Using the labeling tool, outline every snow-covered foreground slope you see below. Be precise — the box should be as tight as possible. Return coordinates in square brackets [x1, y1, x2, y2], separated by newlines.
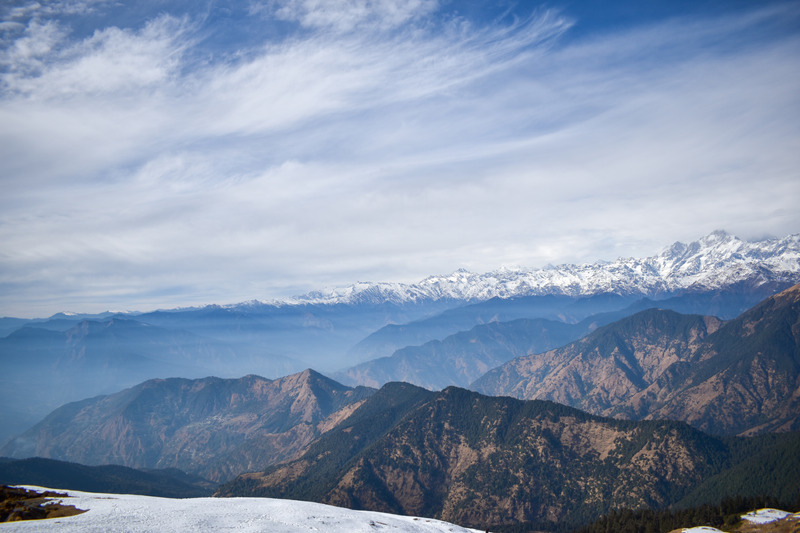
[678, 509, 800, 532]
[741, 508, 793, 524]
[0, 487, 481, 533]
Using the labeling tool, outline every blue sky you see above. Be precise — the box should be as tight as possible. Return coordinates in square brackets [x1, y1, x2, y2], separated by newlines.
[1, 0, 799, 317]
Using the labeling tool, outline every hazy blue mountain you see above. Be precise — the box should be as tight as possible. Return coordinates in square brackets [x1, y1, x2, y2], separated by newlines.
[335, 282, 791, 390]
[624, 280, 795, 320]
[336, 317, 591, 389]
[0, 312, 118, 337]
[0, 318, 301, 445]
[345, 293, 637, 363]
[126, 299, 458, 371]
[0, 317, 32, 338]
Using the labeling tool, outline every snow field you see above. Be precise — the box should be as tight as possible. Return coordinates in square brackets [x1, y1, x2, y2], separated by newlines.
[0, 487, 482, 533]
[741, 508, 793, 524]
[679, 508, 798, 532]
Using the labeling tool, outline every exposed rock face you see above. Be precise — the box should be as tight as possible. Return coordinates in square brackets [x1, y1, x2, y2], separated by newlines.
[216, 385, 735, 529]
[1, 369, 374, 482]
[472, 283, 800, 435]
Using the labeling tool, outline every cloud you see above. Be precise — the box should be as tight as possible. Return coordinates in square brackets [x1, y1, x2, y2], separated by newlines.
[0, 1, 799, 316]
[2, 16, 187, 97]
[0, 19, 65, 74]
[258, 0, 440, 32]
[2, 0, 115, 20]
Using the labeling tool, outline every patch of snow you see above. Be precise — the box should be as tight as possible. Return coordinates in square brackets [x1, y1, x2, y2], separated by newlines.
[741, 508, 791, 524]
[681, 527, 725, 533]
[0, 487, 483, 533]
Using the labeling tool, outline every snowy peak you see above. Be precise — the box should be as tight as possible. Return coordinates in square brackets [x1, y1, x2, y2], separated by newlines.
[652, 231, 800, 288]
[289, 231, 800, 305]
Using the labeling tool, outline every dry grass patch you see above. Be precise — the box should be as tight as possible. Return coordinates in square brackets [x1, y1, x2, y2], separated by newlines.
[0, 485, 86, 522]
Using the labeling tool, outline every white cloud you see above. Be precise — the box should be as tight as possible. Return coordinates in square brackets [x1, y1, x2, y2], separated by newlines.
[0, 19, 65, 75]
[256, 0, 440, 32]
[2, 15, 187, 96]
[2, 0, 115, 20]
[0, 1, 799, 316]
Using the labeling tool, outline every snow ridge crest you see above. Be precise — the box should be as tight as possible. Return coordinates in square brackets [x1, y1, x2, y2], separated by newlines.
[288, 231, 800, 305]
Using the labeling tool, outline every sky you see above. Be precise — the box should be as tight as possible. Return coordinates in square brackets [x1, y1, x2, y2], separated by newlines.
[1, 0, 799, 318]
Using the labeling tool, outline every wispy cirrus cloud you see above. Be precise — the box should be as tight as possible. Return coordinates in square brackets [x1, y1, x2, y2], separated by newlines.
[0, 0, 798, 316]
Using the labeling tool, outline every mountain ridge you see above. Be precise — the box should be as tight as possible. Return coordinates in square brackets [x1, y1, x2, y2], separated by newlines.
[472, 283, 800, 436]
[0, 457, 214, 498]
[286, 231, 800, 305]
[217, 383, 800, 530]
[0, 369, 375, 482]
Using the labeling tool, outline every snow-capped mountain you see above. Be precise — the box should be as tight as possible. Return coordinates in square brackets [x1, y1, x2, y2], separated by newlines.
[288, 231, 800, 305]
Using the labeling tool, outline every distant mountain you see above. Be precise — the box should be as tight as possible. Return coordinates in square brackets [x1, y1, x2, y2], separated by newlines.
[292, 231, 800, 305]
[124, 299, 457, 370]
[0, 317, 301, 445]
[2, 231, 798, 445]
[341, 231, 800, 362]
[0, 457, 213, 498]
[345, 293, 638, 363]
[1, 370, 374, 482]
[336, 317, 593, 389]
[104, 232, 799, 372]
[0, 312, 116, 337]
[2, 231, 797, 438]
[472, 283, 800, 436]
[217, 383, 800, 531]
[335, 285, 795, 391]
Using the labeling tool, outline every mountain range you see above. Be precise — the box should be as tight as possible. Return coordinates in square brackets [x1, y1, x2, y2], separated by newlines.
[7, 282, 800, 480]
[290, 230, 800, 304]
[5, 230, 793, 442]
[334, 280, 800, 391]
[336, 316, 591, 389]
[1, 370, 373, 482]
[216, 383, 800, 531]
[1, 232, 798, 441]
[473, 283, 800, 436]
[0, 317, 303, 444]
[2, 273, 800, 529]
